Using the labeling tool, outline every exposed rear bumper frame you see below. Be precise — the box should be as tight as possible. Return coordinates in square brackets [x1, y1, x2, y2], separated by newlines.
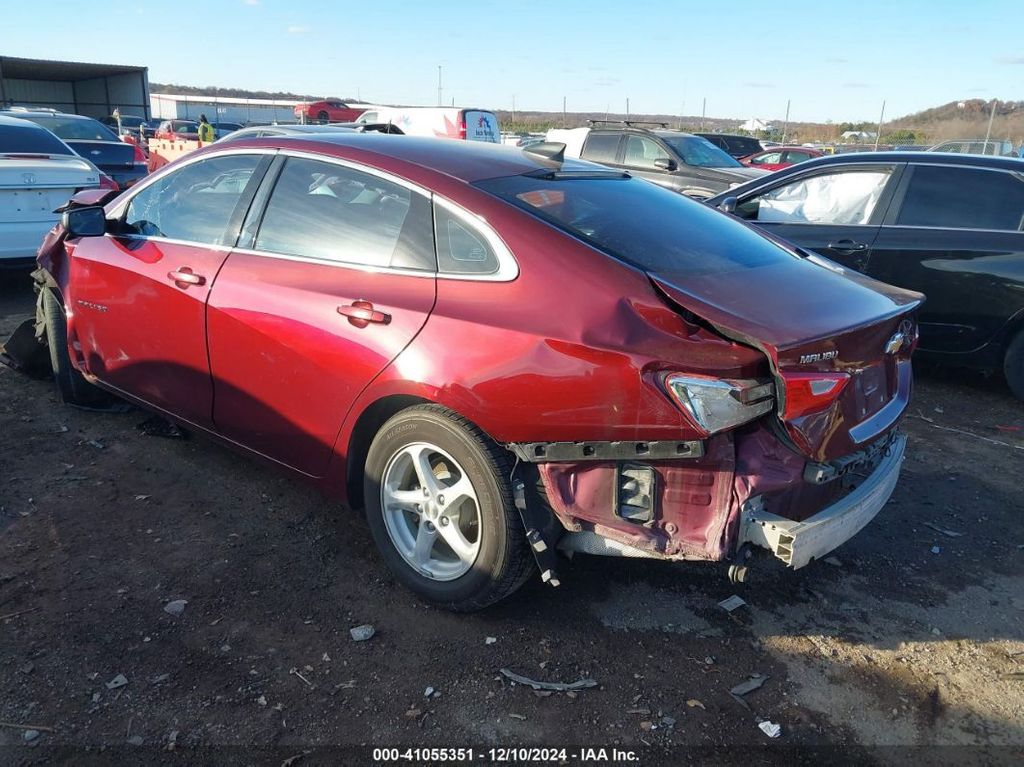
[737, 433, 907, 569]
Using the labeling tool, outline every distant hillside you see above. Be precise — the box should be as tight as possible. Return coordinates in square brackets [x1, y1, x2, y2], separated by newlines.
[149, 83, 359, 103]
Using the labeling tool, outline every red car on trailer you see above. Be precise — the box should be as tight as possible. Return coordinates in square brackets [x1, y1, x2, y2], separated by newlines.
[35, 135, 921, 611]
[294, 99, 365, 123]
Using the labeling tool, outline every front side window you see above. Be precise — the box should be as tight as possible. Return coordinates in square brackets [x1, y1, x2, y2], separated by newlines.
[750, 151, 783, 165]
[122, 154, 262, 245]
[623, 136, 671, 170]
[738, 169, 893, 225]
[897, 165, 1024, 231]
[254, 157, 435, 270]
[783, 150, 813, 164]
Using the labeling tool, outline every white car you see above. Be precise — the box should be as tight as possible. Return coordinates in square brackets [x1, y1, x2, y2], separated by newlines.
[0, 115, 100, 264]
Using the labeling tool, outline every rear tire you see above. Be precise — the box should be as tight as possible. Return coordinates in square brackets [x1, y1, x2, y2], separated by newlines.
[317, 110, 330, 123]
[363, 404, 534, 611]
[1004, 330, 1024, 401]
[42, 290, 106, 407]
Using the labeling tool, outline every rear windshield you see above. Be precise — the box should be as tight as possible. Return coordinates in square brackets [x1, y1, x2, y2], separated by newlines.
[661, 136, 743, 168]
[22, 115, 119, 142]
[476, 174, 797, 276]
[0, 124, 74, 155]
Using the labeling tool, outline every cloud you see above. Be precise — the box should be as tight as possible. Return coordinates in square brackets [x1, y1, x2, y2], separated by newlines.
[287, 25, 309, 34]
[825, 56, 849, 64]
[994, 55, 1024, 65]
[243, 0, 259, 5]
[843, 82, 869, 88]
[743, 82, 774, 89]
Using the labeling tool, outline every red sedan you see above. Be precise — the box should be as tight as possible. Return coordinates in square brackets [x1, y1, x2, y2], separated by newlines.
[741, 146, 824, 171]
[36, 135, 921, 610]
[294, 99, 364, 124]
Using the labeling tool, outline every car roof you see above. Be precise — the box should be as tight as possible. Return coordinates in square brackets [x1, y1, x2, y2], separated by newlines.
[782, 150, 1024, 170]
[0, 110, 92, 121]
[0, 114, 50, 129]
[216, 133, 606, 183]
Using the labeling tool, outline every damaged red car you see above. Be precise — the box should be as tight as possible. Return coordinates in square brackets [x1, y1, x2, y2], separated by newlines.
[33, 134, 922, 611]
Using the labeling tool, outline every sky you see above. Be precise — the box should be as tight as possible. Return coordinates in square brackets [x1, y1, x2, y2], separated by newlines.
[1, 0, 1021, 123]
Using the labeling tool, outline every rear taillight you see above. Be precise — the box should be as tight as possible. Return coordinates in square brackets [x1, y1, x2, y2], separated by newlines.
[665, 374, 774, 436]
[458, 117, 467, 140]
[131, 144, 147, 164]
[779, 372, 850, 420]
[98, 173, 119, 192]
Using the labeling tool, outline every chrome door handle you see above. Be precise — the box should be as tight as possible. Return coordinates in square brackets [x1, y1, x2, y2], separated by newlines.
[827, 240, 868, 254]
[167, 267, 206, 287]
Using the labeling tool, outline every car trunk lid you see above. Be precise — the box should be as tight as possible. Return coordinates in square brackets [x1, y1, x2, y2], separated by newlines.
[650, 255, 923, 462]
[64, 139, 137, 175]
[0, 155, 99, 224]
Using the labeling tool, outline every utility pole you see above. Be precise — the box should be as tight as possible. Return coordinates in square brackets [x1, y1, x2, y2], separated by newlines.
[562, 95, 566, 127]
[678, 100, 685, 131]
[512, 94, 516, 125]
[626, 97, 630, 119]
[437, 65, 442, 107]
[983, 99, 998, 155]
[781, 99, 791, 144]
[874, 99, 886, 150]
[700, 97, 706, 131]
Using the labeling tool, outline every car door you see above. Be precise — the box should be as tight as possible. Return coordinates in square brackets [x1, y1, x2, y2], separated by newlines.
[620, 134, 682, 192]
[731, 163, 904, 271]
[68, 153, 270, 427]
[866, 162, 1024, 355]
[206, 154, 437, 477]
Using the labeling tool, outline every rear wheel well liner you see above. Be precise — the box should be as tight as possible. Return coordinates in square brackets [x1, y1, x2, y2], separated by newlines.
[344, 394, 431, 509]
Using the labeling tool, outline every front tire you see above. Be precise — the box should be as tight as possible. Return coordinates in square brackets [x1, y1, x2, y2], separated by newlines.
[1004, 330, 1024, 401]
[363, 405, 533, 611]
[42, 289, 106, 406]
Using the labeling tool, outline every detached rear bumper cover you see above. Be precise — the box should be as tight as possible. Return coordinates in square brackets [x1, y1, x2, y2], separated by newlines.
[738, 433, 906, 569]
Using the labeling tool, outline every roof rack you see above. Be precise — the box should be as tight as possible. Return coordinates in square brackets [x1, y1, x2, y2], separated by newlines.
[588, 119, 670, 129]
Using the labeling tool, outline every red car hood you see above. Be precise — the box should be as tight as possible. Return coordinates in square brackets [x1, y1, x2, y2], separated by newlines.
[650, 255, 924, 462]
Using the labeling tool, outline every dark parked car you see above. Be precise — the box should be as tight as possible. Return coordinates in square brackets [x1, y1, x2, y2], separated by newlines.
[708, 152, 1024, 398]
[1, 109, 148, 189]
[562, 122, 766, 199]
[215, 123, 402, 144]
[211, 121, 244, 139]
[103, 114, 154, 140]
[696, 133, 763, 158]
[34, 135, 921, 610]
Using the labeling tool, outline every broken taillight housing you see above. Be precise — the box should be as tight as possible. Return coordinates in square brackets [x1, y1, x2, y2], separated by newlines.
[779, 371, 850, 420]
[98, 173, 119, 192]
[665, 374, 774, 436]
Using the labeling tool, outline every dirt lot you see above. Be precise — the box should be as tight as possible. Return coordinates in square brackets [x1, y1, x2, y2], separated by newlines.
[1, 268, 1022, 763]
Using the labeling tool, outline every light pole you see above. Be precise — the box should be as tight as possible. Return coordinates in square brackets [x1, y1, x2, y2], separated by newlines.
[437, 66, 442, 107]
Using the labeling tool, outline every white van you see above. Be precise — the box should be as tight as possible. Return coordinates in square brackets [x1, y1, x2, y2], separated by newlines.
[357, 107, 500, 143]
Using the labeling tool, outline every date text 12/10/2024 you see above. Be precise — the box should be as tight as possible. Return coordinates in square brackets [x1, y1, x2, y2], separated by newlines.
[372, 747, 642, 763]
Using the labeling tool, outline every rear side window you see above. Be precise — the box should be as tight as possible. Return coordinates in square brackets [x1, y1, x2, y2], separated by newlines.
[434, 204, 500, 275]
[897, 165, 1024, 231]
[255, 157, 435, 270]
[122, 154, 262, 245]
[23, 115, 118, 142]
[581, 133, 621, 164]
[750, 151, 783, 165]
[476, 174, 797, 277]
[0, 124, 73, 155]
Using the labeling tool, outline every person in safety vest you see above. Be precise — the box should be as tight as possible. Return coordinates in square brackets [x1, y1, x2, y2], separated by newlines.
[198, 114, 215, 143]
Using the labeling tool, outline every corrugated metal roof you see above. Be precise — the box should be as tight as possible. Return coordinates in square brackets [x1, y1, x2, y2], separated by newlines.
[0, 56, 146, 81]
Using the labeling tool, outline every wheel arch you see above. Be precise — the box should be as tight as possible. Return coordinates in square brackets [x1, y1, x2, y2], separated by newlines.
[343, 393, 433, 509]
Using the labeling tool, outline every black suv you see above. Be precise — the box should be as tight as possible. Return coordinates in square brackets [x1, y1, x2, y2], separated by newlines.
[576, 122, 766, 199]
[696, 133, 763, 158]
[707, 152, 1024, 398]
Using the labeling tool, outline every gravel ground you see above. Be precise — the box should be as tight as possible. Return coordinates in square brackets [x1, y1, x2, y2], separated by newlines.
[1, 268, 1021, 764]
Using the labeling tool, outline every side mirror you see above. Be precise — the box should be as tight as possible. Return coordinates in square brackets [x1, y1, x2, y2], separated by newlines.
[653, 157, 677, 171]
[62, 206, 107, 238]
[717, 196, 738, 214]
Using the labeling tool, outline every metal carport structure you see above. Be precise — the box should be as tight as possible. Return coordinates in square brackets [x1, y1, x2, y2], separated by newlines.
[0, 56, 150, 120]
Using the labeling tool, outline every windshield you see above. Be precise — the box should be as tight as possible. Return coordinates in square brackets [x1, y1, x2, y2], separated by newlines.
[24, 115, 119, 142]
[661, 136, 743, 168]
[0, 124, 74, 155]
[476, 173, 797, 277]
